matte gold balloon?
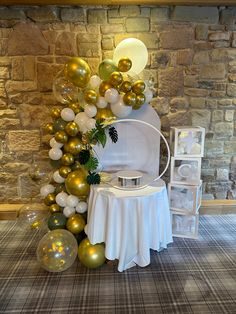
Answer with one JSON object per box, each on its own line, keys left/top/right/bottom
{"left": 55, "top": 130, "right": 68, "bottom": 144}
{"left": 99, "top": 59, "right": 118, "bottom": 81}
{"left": 51, "top": 107, "right": 61, "bottom": 119}
{"left": 123, "top": 92, "right": 137, "bottom": 107}
{"left": 66, "top": 214, "right": 85, "bottom": 234}
{"left": 78, "top": 238, "right": 106, "bottom": 269}
{"left": 84, "top": 89, "right": 98, "bottom": 105}
{"left": 68, "top": 103, "right": 81, "bottom": 114}
{"left": 65, "top": 169, "right": 90, "bottom": 198}
{"left": 71, "top": 160, "right": 81, "bottom": 171}
{"left": 65, "top": 122, "right": 79, "bottom": 137}
{"left": 61, "top": 153, "right": 74, "bottom": 166}
{"left": 44, "top": 123, "right": 54, "bottom": 134}
{"left": 95, "top": 108, "right": 114, "bottom": 121}
{"left": 49, "top": 203, "right": 61, "bottom": 214}
{"left": 59, "top": 166, "right": 72, "bottom": 178}
{"left": 118, "top": 57, "right": 132, "bottom": 72}
{"left": 64, "top": 137, "right": 83, "bottom": 155}
{"left": 99, "top": 81, "right": 112, "bottom": 97}
{"left": 44, "top": 193, "right": 56, "bottom": 206}
{"left": 132, "top": 80, "right": 146, "bottom": 94}
{"left": 55, "top": 183, "right": 66, "bottom": 194}
{"left": 53, "top": 118, "right": 67, "bottom": 132}
{"left": 64, "top": 57, "right": 91, "bottom": 88}
{"left": 119, "top": 80, "right": 132, "bottom": 93}
{"left": 109, "top": 71, "right": 123, "bottom": 87}
{"left": 133, "top": 93, "right": 146, "bottom": 109}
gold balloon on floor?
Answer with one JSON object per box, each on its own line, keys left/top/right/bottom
{"left": 64, "top": 57, "right": 91, "bottom": 88}
{"left": 78, "top": 238, "right": 106, "bottom": 269}
{"left": 66, "top": 213, "right": 85, "bottom": 234}
{"left": 65, "top": 169, "right": 90, "bottom": 198}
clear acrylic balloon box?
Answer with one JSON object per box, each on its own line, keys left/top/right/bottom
{"left": 171, "top": 211, "right": 199, "bottom": 239}
{"left": 168, "top": 181, "right": 202, "bottom": 214}
{"left": 170, "top": 157, "right": 201, "bottom": 186}
{"left": 170, "top": 126, "right": 205, "bottom": 158}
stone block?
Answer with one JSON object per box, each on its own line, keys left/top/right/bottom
{"left": 171, "top": 6, "right": 219, "bottom": 23}
{"left": 193, "top": 51, "right": 209, "bottom": 64}
{"left": 184, "top": 76, "right": 198, "bottom": 88}
{"left": 8, "top": 130, "right": 40, "bottom": 152}
{"left": 185, "top": 88, "right": 209, "bottom": 97}
{"left": 151, "top": 97, "right": 169, "bottom": 115}
{"left": 212, "top": 110, "right": 223, "bottom": 122}
{"left": 151, "top": 51, "right": 169, "bottom": 68}
{"left": 190, "top": 97, "right": 205, "bottom": 109}
{"left": 108, "top": 8, "right": 119, "bottom": 18}
{"left": 210, "top": 49, "right": 228, "bottom": 61}
{"left": 26, "top": 7, "right": 58, "bottom": 22}
{"left": 102, "top": 37, "right": 113, "bottom": 50}
{"left": 0, "top": 118, "right": 20, "bottom": 129}
{"left": 209, "top": 32, "right": 230, "bottom": 41}
{"left": 170, "top": 97, "right": 189, "bottom": 110}
{"left": 55, "top": 32, "right": 77, "bottom": 56}
{"left": 200, "top": 63, "right": 225, "bottom": 79}
{"left": 119, "top": 6, "right": 140, "bottom": 17}
{"left": 101, "top": 24, "right": 124, "bottom": 34}
{"left": 8, "top": 22, "right": 49, "bottom": 56}
{"left": 204, "top": 140, "right": 224, "bottom": 156}
{"left": 151, "top": 7, "right": 169, "bottom": 22}
{"left": 88, "top": 9, "right": 107, "bottom": 24}
{"left": 214, "top": 122, "right": 234, "bottom": 137}
{"left": 158, "top": 67, "right": 184, "bottom": 97}
{"left": 224, "top": 141, "right": 236, "bottom": 154}
{"left": 61, "top": 8, "right": 85, "bottom": 22}
{"left": 19, "top": 104, "right": 51, "bottom": 128}
{"left": 213, "top": 41, "right": 230, "bottom": 48}
{"left": 0, "top": 66, "right": 9, "bottom": 79}
{"left": 0, "top": 8, "right": 25, "bottom": 20}
{"left": 24, "top": 57, "right": 35, "bottom": 81}
{"left": 78, "top": 42, "right": 101, "bottom": 58}
{"left": 159, "top": 28, "right": 194, "bottom": 49}
{"left": 195, "top": 25, "right": 208, "bottom": 40}
{"left": 167, "top": 111, "right": 191, "bottom": 127}
{"left": 227, "top": 83, "right": 236, "bottom": 96}
{"left": 5, "top": 81, "right": 37, "bottom": 95}
{"left": 37, "top": 63, "right": 60, "bottom": 92}
{"left": 225, "top": 110, "right": 234, "bottom": 122}
{"left": 191, "top": 109, "right": 211, "bottom": 130}
{"left": 220, "top": 7, "right": 236, "bottom": 25}
{"left": 126, "top": 18, "right": 149, "bottom": 32}
{"left": 218, "top": 99, "right": 232, "bottom": 107}
{"left": 176, "top": 49, "right": 193, "bottom": 65}
{"left": 114, "top": 33, "right": 158, "bottom": 49}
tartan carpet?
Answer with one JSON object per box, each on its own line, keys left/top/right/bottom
{"left": 0, "top": 215, "right": 236, "bottom": 314}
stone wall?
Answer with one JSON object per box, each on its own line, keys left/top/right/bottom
{"left": 0, "top": 5, "right": 236, "bottom": 203}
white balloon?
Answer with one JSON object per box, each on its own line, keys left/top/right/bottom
{"left": 50, "top": 137, "right": 63, "bottom": 149}
{"left": 61, "top": 108, "right": 75, "bottom": 122}
{"left": 74, "top": 112, "right": 89, "bottom": 126}
{"left": 104, "top": 88, "right": 119, "bottom": 104}
{"left": 55, "top": 191, "right": 68, "bottom": 207}
{"left": 53, "top": 170, "right": 65, "bottom": 184}
{"left": 96, "top": 96, "right": 108, "bottom": 109}
{"left": 40, "top": 184, "right": 55, "bottom": 198}
{"left": 84, "top": 104, "right": 97, "bottom": 118}
{"left": 63, "top": 206, "right": 76, "bottom": 218}
{"left": 144, "top": 88, "right": 153, "bottom": 103}
{"left": 89, "top": 75, "right": 101, "bottom": 90}
{"left": 86, "top": 118, "right": 96, "bottom": 130}
{"left": 111, "top": 98, "right": 132, "bottom": 118}
{"left": 113, "top": 38, "right": 148, "bottom": 75}
{"left": 49, "top": 148, "right": 63, "bottom": 161}
{"left": 75, "top": 201, "right": 88, "bottom": 214}
{"left": 66, "top": 195, "right": 79, "bottom": 207}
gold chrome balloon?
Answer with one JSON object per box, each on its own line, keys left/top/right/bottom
{"left": 61, "top": 153, "right": 74, "bottom": 166}
{"left": 68, "top": 103, "right": 81, "bottom": 114}
{"left": 119, "top": 80, "right": 132, "bottom": 93}
{"left": 65, "top": 169, "right": 90, "bottom": 198}
{"left": 64, "top": 57, "right": 91, "bottom": 88}
{"left": 65, "top": 122, "right": 79, "bottom": 137}
{"left": 44, "top": 123, "right": 54, "bottom": 134}
{"left": 118, "top": 57, "right": 132, "bottom": 72}
{"left": 78, "top": 238, "right": 106, "bottom": 269}
{"left": 123, "top": 92, "right": 137, "bottom": 107}
{"left": 95, "top": 108, "right": 114, "bottom": 121}
{"left": 99, "top": 81, "right": 112, "bottom": 97}
{"left": 59, "top": 166, "right": 72, "bottom": 178}
{"left": 132, "top": 80, "right": 146, "bottom": 94}
{"left": 55, "top": 130, "right": 68, "bottom": 144}
{"left": 134, "top": 93, "right": 146, "bottom": 109}
{"left": 44, "top": 193, "right": 56, "bottom": 206}
{"left": 109, "top": 71, "right": 123, "bottom": 87}
{"left": 84, "top": 89, "right": 98, "bottom": 105}
{"left": 49, "top": 204, "right": 61, "bottom": 214}
{"left": 64, "top": 137, "right": 83, "bottom": 155}
{"left": 66, "top": 213, "right": 85, "bottom": 234}
{"left": 51, "top": 107, "right": 61, "bottom": 119}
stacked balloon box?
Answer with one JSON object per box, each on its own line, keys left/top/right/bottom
{"left": 168, "top": 126, "right": 205, "bottom": 239}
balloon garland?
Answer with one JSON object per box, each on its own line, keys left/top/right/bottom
{"left": 37, "top": 38, "right": 154, "bottom": 271}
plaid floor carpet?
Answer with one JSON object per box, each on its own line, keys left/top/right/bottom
{"left": 0, "top": 215, "right": 236, "bottom": 314}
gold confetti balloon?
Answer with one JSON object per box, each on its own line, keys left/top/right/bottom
{"left": 65, "top": 122, "right": 79, "bottom": 137}
{"left": 54, "top": 130, "right": 68, "bottom": 144}
{"left": 132, "top": 80, "right": 146, "bottom": 94}
{"left": 65, "top": 169, "right": 90, "bottom": 198}
{"left": 63, "top": 137, "right": 83, "bottom": 155}
{"left": 61, "top": 153, "right": 74, "bottom": 166}
{"left": 51, "top": 107, "right": 61, "bottom": 119}
{"left": 109, "top": 71, "right": 123, "bottom": 87}
{"left": 84, "top": 89, "right": 98, "bottom": 105}
{"left": 123, "top": 91, "right": 137, "bottom": 107}
{"left": 64, "top": 57, "right": 91, "bottom": 88}
{"left": 118, "top": 57, "right": 132, "bottom": 72}
{"left": 37, "top": 229, "right": 78, "bottom": 272}
{"left": 66, "top": 213, "right": 85, "bottom": 234}
{"left": 18, "top": 204, "right": 48, "bottom": 232}
{"left": 78, "top": 238, "right": 106, "bottom": 269}
{"left": 99, "top": 81, "right": 112, "bottom": 97}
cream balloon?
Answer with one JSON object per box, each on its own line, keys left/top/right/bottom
{"left": 50, "top": 137, "right": 63, "bottom": 149}
{"left": 61, "top": 108, "right": 75, "bottom": 122}
{"left": 84, "top": 105, "right": 97, "bottom": 118}
{"left": 86, "top": 118, "right": 96, "bottom": 130}
{"left": 111, "top": 98, "right": 132, "bottom": 118}
{"left": 74, "top": 112, "right": 89, "bottom": 126}
{"left": 55, "top": 191, "right": 68, "bottom": 207}
{"left": 40, "top": 184, "right": 55, "bottom": 198}
{"left": 89, "top": 75, "right": 101, "bottom": 90}
{"left": 113, "top": 38, "right": 148, "bottom": 75}
{"left": 75, "top": 201, "right": 88, "bottom": 214}
{"left": 104, "top": 88, "right": 119, "bottom": 104}
{"left": 96, "top": 96, "right": 108, "bottom": 109}
{"left": 63, "top": 206, "right": 76, "bottom": 218}
{"left": 144, "top": 88, "right": 153, "bottom": 103}
{"left": 49, "top": 148, "right": 63, "bottom": 161}
{"left": 53, "top": 170, "right": 65, "bottom": 184}
{"left": 66, "top": 195, "right": 79, "bottom": 207}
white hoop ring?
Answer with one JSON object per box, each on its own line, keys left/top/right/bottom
{"left": 112, "top": 119, "right": 170, "bottom": 182}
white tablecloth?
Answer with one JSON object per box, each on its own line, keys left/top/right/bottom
{"left": 85, "top": 180, "right": 173, "bottom": 272}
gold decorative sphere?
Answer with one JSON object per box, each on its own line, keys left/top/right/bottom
{"left": 66, "top": 213, "right": 85, "bottom": 234}
{"left": 55, "top": 130, "right": 68, "bottom": 144}
{"left": 123, "top": 92, "right": 137, "bottom": 107}
{"left": 44, "top": 193, "right": 56, "bottom": 206}
{"left": 109, "top": 71, "right": 123, "bottom": 87}
{"left": 49, "top": 204, "right": 61, "bottom": 214}
{"left": 95, "top": 108, "right": 114, "bottom": 121}
{"left": 84, "top": 89, "right": 98, "bottom": 105}
{"left": 132, "top": 80, "right": 146, "bottom": 94}
{"left": 119, "top": 80, "right": 132, "bottom": 93}
{"left": 64, "top": 57, "right": 91, "bottom": 88}
{"left": 65, "top": 169, "right": 90, "bottom": 198}
{"left": 64, "top": 137, "right": 83, "bottom": 155}
{"left": 68, "top": 103, "right": 81, "bottom": 114}
{"left": 61, "top": 153, "right": 74, "bottom": 166}
{"left": 133, "top": 93, "right": 146, "bottom": 109}
{"left": 118, "top": 57, "right": 132, "bottom": 72}
{"left": 78, "top": 238, "right": 106, "bottom": 269}
{"left": 51, "top": 107, "right": 61, "bottom": 119}
{"left": 65, "top": 122, "right": 79, "bottom": 137}
{"left": 59, "top": 166, "right": 72, "bottom": 178}
{"left": 99, "top": 81, "right": 112, "bottom": 97}
{"left": 44, "top": 123, "right": 54, "bottom": 135}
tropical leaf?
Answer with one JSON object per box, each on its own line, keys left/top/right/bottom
{"left": 84, "top": 156, "right": 99, "bottom": 171}
{"left": 78, "top": 149, "right": 90, "bottom": 165}
{"left": 87, "top": 172, "right": 101, "bottom": 185}
{"left": 108, "top": 126, "right": 118, "bottom": 143}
